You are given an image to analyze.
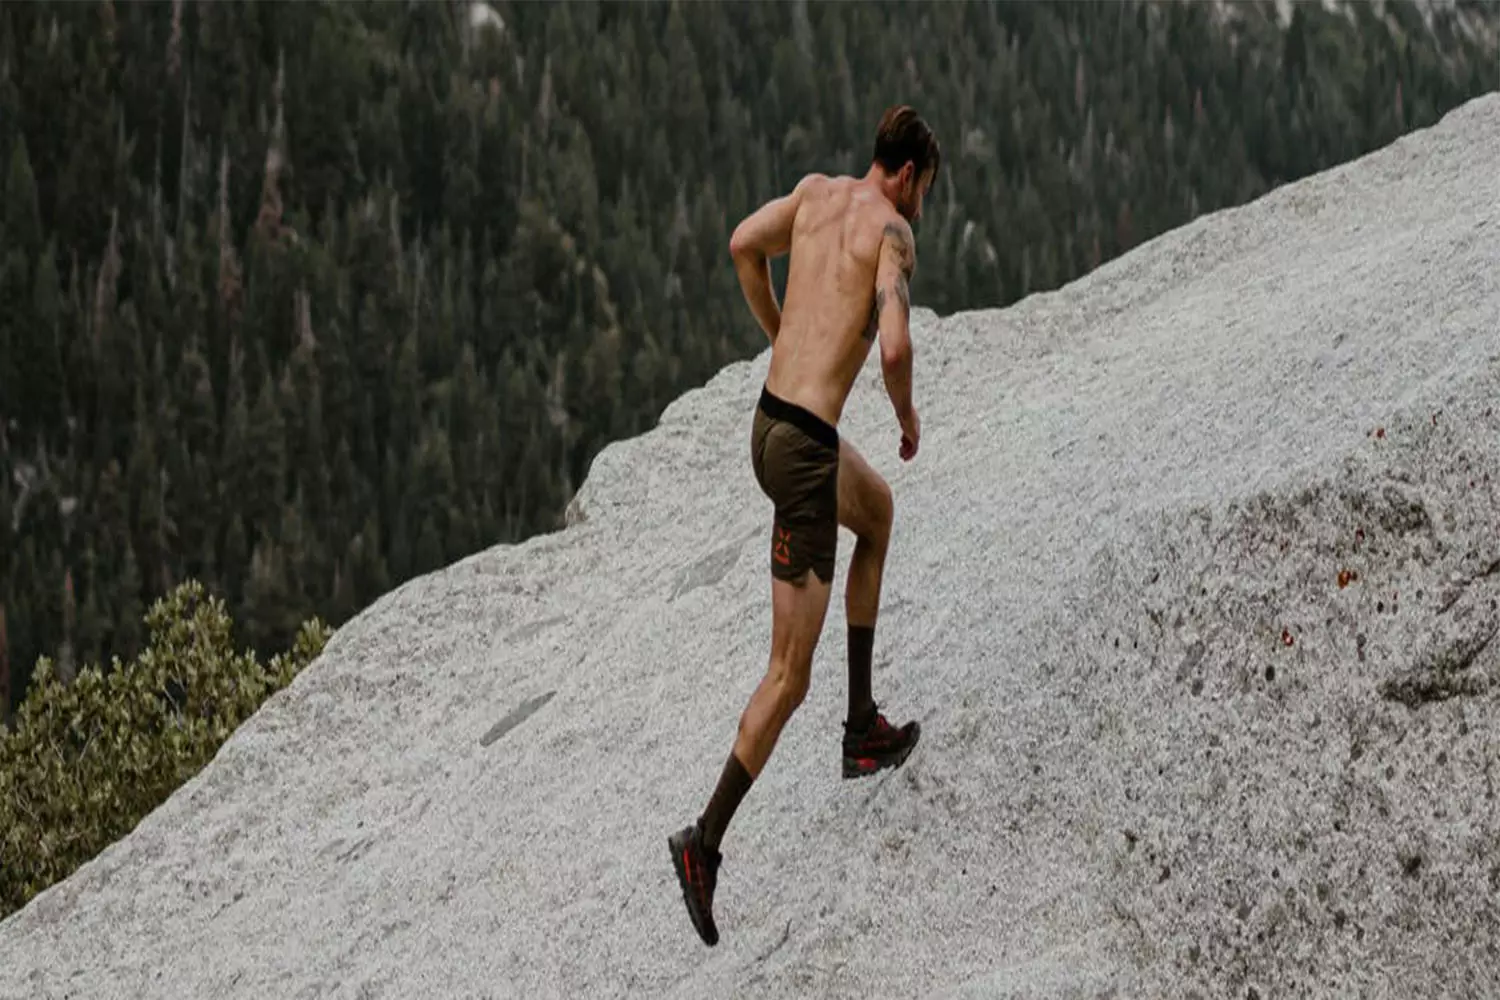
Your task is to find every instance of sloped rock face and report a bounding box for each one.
[1020,401,1500,1000]
[1,95,1497,1000]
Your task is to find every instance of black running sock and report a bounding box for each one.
[848,625,876,729]
[699,752,753,852]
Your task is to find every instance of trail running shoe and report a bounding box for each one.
[668,821,722,946]
[842,705,920,779]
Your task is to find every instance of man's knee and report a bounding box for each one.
[767,657,811,713]
[864,479,894,546]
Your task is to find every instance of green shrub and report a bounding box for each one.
[0,580,330,920]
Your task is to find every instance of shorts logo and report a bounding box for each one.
[773,527,793,566]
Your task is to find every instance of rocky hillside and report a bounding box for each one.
[1,91,1497,1000]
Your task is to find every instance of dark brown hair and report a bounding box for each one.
[872,105,941,183]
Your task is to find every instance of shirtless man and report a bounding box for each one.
[669,106,940,947]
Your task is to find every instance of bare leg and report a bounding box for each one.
[828,439,920,779]
[837,440,894,628]
[732,568,834,776]
[672,562,834,950]
[836,440,894,724]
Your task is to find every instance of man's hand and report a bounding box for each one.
[899,406,921,462]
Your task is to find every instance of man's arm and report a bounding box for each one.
[875,217,919,452]
[728,175,819,344]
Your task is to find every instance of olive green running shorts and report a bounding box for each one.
[750,385,840,584]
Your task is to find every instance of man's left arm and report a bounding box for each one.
[728,175,819,344]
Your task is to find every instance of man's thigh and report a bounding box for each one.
[836,438,893,541]
[768,570,834,676]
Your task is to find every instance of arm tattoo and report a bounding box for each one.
[865,222,914,342]
[883,221,916,280]
[883,221,915,319]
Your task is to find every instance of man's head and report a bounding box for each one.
[872,105,940,223]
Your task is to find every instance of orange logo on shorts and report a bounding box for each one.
[773,527,792,566]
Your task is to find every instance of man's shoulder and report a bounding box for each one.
[879,213,914,244]
[793,172,834,196]
[844,183,911,244]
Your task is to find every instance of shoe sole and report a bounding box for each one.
[841,722,921,780]
[667,828,719,947]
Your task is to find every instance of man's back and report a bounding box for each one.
[765,174,901,427]
[727,104,932,452]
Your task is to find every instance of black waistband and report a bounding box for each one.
[758,385,839,450]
